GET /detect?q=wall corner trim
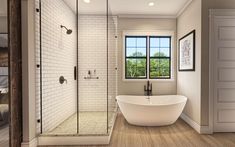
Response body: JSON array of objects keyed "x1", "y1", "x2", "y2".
[
  {"x1": 21, "y1": 137, "x2": 38, "y2": 147},
  {"x1": 176, "y1": 0, "x2": 193, "y2": 18},
  {"x1": 200, "y1": 126, "x2": 213, "y2": 134},
  {"x1": 118, "y1": 14, "x2": 177, "y2": 19},
  {"x1": 180, "y1": 113, "x2": 212, "y2": 134}
]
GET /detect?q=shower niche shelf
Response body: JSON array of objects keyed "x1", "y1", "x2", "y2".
[{"x1": 84, "y1": 76, "x2": 99, "y2": 80}]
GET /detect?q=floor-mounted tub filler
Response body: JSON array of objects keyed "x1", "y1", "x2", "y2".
[{"x1": 117, "y1": 95, "x2": 187, "y2": 126}]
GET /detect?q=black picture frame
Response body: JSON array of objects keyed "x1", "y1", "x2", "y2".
[{"x1": 178, "y1": 30, "x2": 195, "y2": 71}]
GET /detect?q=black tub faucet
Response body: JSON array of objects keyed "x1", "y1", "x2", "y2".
[{"x1": 144, "y1": 80, "x2": 152, "y2": 96}]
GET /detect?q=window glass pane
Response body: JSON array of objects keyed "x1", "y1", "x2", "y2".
[
  {"x1": 126, "y1": 48, "x2": 146, "y2": 57},
  {"x1": 150, "y1": 58, "x2": 170, "y2": 79},
  {"x1": 126, "y1": 37, "x2": 136, "y2": 47},
  {"x1": 126, "y1": 58, "x2": 146, "y2": 78},
  {"x1": 151, "y1": 48, "x2": 169, "y2": 57},
  {"x1": 159, "y1": 48, "x2": 170, "y2": 57},
  {"x1": 150, "y1": 38, "x2": 160, "y2": 47},
  {"x1": 150, "y1": 37, "x2": 171, "y2": 57},
  {"x1": 150, "y1": 47, "x2": 159, "y2": 57},
  {"x1": 126, "y1": 48, "x2": 136, "y2": 57},
  {"x1": 136, "y1": 48, "x2": 146, "y2": 57},
  {"x1": 137, "y1": 38, "x2": 147, "y2": 47},
  {"x1": 160, "y1": 38, "x2": 170, "y2": 47},
  {"x1": 126, "y1": 37, "x2": 146, "y2": 57}
]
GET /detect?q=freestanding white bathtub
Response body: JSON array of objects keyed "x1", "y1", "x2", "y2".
[{"x1": 116, "y1": 95, "x2": 187, "y2": 126}]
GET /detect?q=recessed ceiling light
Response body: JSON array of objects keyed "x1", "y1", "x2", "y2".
[
  {"x1": 84, "y1": 0, "x2": 90, "y2": 3},
  {"x1": 148, "y1": 2, "x2": 155, "y2": 6}
]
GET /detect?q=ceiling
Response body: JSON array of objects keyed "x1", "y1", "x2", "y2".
[{"x1": 64, "y1": 0, "x2": 192, "y2": 17}]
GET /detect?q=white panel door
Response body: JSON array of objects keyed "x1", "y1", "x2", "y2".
[{"x1": 211, "y1": 14, "x2": 235, "y2": 132}]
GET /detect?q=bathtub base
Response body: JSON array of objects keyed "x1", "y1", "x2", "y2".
[{"x1": 126, "y1": 119, "x2": 177, "y2": 127}]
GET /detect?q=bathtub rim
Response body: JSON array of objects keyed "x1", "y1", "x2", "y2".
[{"x1": 116, "y1": 95, "x2": 187, "y2": 107}]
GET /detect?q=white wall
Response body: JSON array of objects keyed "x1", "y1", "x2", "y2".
[
  {"x1": 78, "y1": 15, "x2": 117, "y2": 111},
  {"x1": 35, "y1": 0, "x2": 77, "y2": 133},
  {"x1": 118, "y1": 18, "x2": 177, "y2": 95},
  {"x1": 0, "y1": 0, "x2": 7, "y2": 33},
  {"x1": 177, "y1": 0, "x2": 202, "y2": 125},
  {"x1": 0, "y1": 17, "x2": 7, "y2": 33},
  {"x1": 0, "y1": 0, "x2": 7, "y2": 16}
]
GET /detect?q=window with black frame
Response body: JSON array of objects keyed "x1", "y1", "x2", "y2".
[
  {"x1": 125, "y1": 36, "x2": 171, "y2": 80},
  {"x1": 149, "y1": 36, "x2": 171, "y2": 79},
  {"x1": 125, "y1": 36, "x2": 147, "y2": 79}
]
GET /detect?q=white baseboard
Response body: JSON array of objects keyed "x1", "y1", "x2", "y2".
[
  {"x1": 180, "y1": 113, "x2": 201, "y2": 133},
  {"x1": 21, "y1": 138, "x2": 38, "y2": 147},
  {"x1": 180, "y1": 113, "x2": 212, "y2": 134},
  {"x1": 38, "y1": 135, "x2": 110, "y2": 146}
]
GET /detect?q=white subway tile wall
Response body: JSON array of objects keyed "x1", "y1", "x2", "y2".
[
  {"x1": 35, "y1": 0, "x2": 77, "y2": 134},
  {"x1": 78, "y1": 15, "x2": 117, "y2": 112}
]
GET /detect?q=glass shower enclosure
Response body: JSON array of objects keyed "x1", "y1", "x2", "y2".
[{"x1": 35, "y1": 0, "x2": 117, "y2": 137}]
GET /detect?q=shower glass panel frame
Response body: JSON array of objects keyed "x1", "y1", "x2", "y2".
[
  {"x1": 107, "y1": 3, "x2": 118, "y2": 134},
  {"x1": 37, "y1": 0, "x2": 117, "y2": 136}
]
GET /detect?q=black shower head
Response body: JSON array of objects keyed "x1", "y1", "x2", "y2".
[
  {"x1": 60, "y1": 25, "x2": 73, "y2": 35},
  {"x1": 66, "y1": 29, "x2": 73, "y2": 34}
]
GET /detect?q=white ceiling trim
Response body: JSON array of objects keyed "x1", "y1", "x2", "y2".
[
  {"x1": 118, "y1": 14, "x2": 177, "y2": 19},
  {"x1": 176, "y1": 0, "x2": 193, "y2": 17}
]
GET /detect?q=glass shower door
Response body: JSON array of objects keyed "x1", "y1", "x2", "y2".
[
  {"x1": 78, "y1": 0, "x2": 109, "y2": 135},
  {"x1": 37, "y1": 0, "x2": 78, "y2": 135},
  {"x1": 107, "y1": 6, "x2": 118, "y2": 134}
]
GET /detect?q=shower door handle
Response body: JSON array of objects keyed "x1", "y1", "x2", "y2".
[{"x1": 74, "y1": 66, "x2": 77, "y2": 80}]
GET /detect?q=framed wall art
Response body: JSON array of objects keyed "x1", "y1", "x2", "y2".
[{"x1": 179, "y1": 30, "x2": 195, "y2": 71}]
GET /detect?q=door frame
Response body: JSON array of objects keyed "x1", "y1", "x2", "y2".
[
  {"x1": 209, "y1": 9, "x2": 235, "y2": 133},
  {"x1": 8, "y1": 0, "x2": 23, "y2": 146}
]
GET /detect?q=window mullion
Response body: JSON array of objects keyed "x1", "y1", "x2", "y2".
[{"x1": 147, "y1": 36, "x2": 150, "y2": 80}]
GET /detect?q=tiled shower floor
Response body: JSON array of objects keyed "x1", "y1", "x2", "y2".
[{"x1": 44, "y1": 111, "x2": 115, "y2": 136}]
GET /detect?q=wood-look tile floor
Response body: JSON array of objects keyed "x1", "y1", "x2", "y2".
[{"x1": 40, "y1": 113, "x2": 235, "y2": 147}]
